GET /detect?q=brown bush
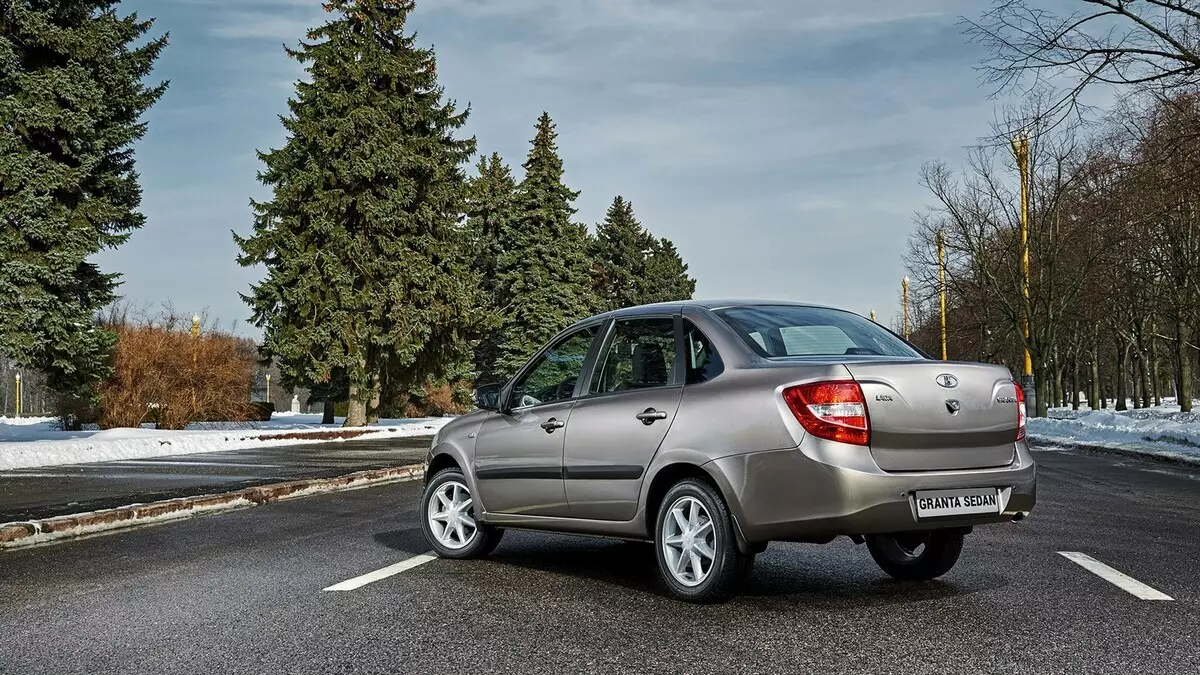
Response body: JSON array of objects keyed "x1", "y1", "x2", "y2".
[
  {"x1": 397, "y1": 380, "x2": 472, "y2": 418},
  {"x1": 97, "y1": 308, "x2": 256, "y2": 429}
]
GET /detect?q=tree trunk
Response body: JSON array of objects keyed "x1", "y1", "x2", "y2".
[
  {"x1": 1138, "y1": 351, "x2": 1151, "y2": 409},
  {"x1": 367, "y1": 371, "x2": 381, "y2": 424},
  {"x1": 1090, "y1": 338, "x2": 1102, "y2": 410},
  {"x1": 1054, "y1": 365, "x2": 1065, "y2": 408},
  {"x1": 1071, "y1": 357, "x2": 1081, "y2": 411},
  {"x1": 1035, "y1": 362, "x2": 1049, "y2": 417},
  {"x1": 1178, "y1": 318, "x2": 1193, "y2": 413},
  {"x1": 1115, "y1": 344, "x2": 1129, "y2": 412},
  {"x1": 1099, "y1": 360, "x2": 1108, "y2": 410},
  {"x1": 346, "y1": 388, "x2": 367, "y2": 428},
  {"x1": 322, "y1": 399, "x2": 335, "y2": 425},
  {"x1": 1131, "y1": 356, "x2": 1143, "y2": 409},
  {"x1": 1053, "y1": 344, "x2": 1066, "y2": 407},
  {"x1": 1150, "y1": 328, "x2": 1162, "y2": 406}
]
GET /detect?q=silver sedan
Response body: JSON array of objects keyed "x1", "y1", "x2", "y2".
[{"x1": 420, "y1": 299, "x2": 1037, "y2": 603}]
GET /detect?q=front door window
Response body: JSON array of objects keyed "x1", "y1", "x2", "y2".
[{"x1": 510, "y1": 326, "x2": 599, "y2": 409}]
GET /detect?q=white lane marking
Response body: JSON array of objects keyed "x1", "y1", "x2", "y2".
[
  {"x1": 322, "y1": 553, "x2": 438, "y2": 592},
  {"x1": 1058, "y1": 552, "x2": 1174, "y2": 600}
]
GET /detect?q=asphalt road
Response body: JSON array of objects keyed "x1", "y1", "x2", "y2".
[
  {"x1": 2, "y1": 447, "x2": 1198, "y2": 675},
  {"x1": 0, "y1": 436, "x2": 433, "y2": 522}
]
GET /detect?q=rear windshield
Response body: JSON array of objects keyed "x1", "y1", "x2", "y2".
[{"x1": 713, "y1": 305, "x2": 924, "y2": 359}]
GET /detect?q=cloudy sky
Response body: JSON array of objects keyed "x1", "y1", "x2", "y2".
[{"x1": 105, "y1": 0, "x2": 1019, "y2": 337}]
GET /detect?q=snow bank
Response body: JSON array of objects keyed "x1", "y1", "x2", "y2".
[
  {"x1": 1029, "y1": 399, "x2": 1200, "y2": 464},
  {"x1": 0, "y1": 416, "x2": 57, "y2": 427},
  {"x1": 0, "y1": 414, "x2": 454, "y2": 471}
]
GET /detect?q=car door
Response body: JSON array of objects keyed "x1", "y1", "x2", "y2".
[
  {"x1": 472, "y1": 323, "x2": 602, "y2": 518},
  {"x1": 562, "y1": 313, "x2": 684, "y2": 521}
]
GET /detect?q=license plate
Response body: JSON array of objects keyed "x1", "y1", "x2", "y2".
[{"x1": 914, "y1": 487, "x2": 1000, "y2": 519}]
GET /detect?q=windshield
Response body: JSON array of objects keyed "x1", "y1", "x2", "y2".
[{"x1": 713, "y1": 305, "x2": 925, "y2": 359}]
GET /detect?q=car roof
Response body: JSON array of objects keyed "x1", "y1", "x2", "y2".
[{"x1": 564, "y1": 298, "x2": 848, "y2": 329}]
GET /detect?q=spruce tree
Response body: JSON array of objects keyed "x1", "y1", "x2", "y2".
[
  {"x1": 0, "y1": 1, "x2": 167, "y2": 418},
  {"x1": 591, "y1": 195, "x2": 654, "y2": 311},
  {"x1": 642, "y1": 237, "x2": 697, "y2": 304},
  {"x1": 234, "y1": 0, "x2": 479, "y2": 427},
  {"x1": 465, "y1": 152, "x2": 516, "y2": 385},
  {"x1": 494, "y1": 113, "x2": 597, "y2": 376}
]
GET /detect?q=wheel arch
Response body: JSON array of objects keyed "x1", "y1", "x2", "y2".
[
  {"x1": 641, "y1": 457, "x2": 759, "y2": 554},
  {"x1": 425, "y1": 451, "x2": 462, "y2": 483}
]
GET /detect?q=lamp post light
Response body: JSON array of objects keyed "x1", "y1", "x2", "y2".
[
  {"x1": 266, "y1": 373, "x2": 271, "y2": 403},
  {"x1": 937, "y1": 231, "x2": 947, "y2": 361},
  {"x1": 14, "y1": 372, "x2": 20, "y2": 418},
  {"x1": 1010, "y1": 133, "x2": 1037, "y2": 416}
]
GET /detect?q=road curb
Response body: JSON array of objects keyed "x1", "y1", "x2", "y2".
[
  {"x1": 1030, "y1": 438, "x2": 1200, "y2": 468},
  {"x1": 0, "y1": 463, "x2": 426, "y2": 551}
]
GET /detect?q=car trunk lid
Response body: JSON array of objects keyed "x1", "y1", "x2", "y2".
[{"x1": 843, "y1": 360, "x2": 1020, "y2": 472}]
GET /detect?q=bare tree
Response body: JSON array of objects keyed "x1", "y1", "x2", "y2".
[
  {"x1": 965, "y1": 0, "x2": 1200, "y2": 126},
  {"x1": 905, "y1": 86, "x2": 1200, "y2": 413},
  {"x1": 906, "y1": 106, "x2": 1116, "y2": 415},
  {"x1": 1129, "y1": 92, "x2": 1200, "y2": 410}
]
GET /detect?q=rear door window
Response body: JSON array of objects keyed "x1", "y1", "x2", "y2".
[
  {"x1": 684, "y1": 319, "x2": 724, "y2": 384},
  {"x1": 589, "y1": 317, "x2": 678, "y2": 394}
]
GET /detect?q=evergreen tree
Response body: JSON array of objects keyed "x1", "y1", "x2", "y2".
[
  {"x1": 591, "y1": 195, "x2": 654, "y2": 311},
  {"x1": 465, "y1": 152, "x2": 516, "y2": 385},
  {"x1": 234, "y1": 0, "x2": 480, "y2": 427},
  {"x1": 0, "y1": 1, "x2": 167, "y2": 419},
  {"x1": 494, "y1": 112, "x2": 597, "y2": 377},
  {"x1": 642, "y1": 237, "x2": 697, "y2": 304}
]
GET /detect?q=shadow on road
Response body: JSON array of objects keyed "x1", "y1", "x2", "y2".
[
  {"x1": 372, "y1": 527, "x2": 430, "y2": 555},
  {"x1": 388, "y1": 529, "x2": 1010, "y2": 605}
]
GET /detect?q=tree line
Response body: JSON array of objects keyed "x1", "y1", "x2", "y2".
[
  {"x1": 0, "y1": 0, "x2": 695, "y2": 428},
  {"x1": 233, "y1": 1, "x2": 696, "y2": 426},
  {"x1": 899, "y1": 0, "x2": 1200, "y2": 415}
]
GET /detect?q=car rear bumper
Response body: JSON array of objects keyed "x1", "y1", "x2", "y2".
[{"x1": 705, "y1": 439, "x2": 1036, "y2": 543}]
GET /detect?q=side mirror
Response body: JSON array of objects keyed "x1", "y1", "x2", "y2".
[{"x1": 474, "y1": 382, "x2": 503, "y2": 412}]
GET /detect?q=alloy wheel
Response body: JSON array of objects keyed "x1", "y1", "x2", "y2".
[
  {"x1": 661, "y1": 495, "x2": 716, "y2": 587},
  {"x1": 426, "y1": 480, "x2": 478, "y2": 550}
]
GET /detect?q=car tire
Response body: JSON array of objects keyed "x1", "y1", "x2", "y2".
[
  {"x1": 421, "y1": 468, "x2": 503, "y2": 559},
  {"x1": 653, "y1": 478, "x2": 754, "y2": 604},
  {"x1": 865, "y1": 530, "x2": 964, "y2": 581}
]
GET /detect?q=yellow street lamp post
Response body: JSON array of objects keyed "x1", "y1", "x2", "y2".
[
  {"x1": 902, "y1": 276, "x2": 910, "y2": 340},
  {"x1": 266, "y1": 373, "x2": 271, "y2": 403},
  {"x1": 937, "y1": 231, "x2": 947, "y2": 361},
  {"x1": 14, "y1": 372, "x2": 21, "y2": 418},
  {"x1": 1010, "y1": 133, "x2": 1037, "y2": 416},
  {"x1": 870, "y1": 310, "x2": 876, "y2": 323}
]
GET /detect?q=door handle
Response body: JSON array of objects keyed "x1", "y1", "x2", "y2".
[
  {"x1": 636, "y1": 408, "x2": 668, "y2": 425},
  {"x1": 540, "y1": 418, "x2": 565, "y2": 433}
]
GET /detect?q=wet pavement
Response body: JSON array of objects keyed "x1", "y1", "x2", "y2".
[
  {"x1": 0, "y1": 436, "x2": 433, "y2": 522},
  {"x1": 3, "y1": 448, "x2": 1198, "y2": 674}
]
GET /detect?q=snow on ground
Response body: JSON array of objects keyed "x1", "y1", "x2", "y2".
[
  {"x1": 1029, "y1": 398, "x2": 1200, "y2": 464},
  {"x1": 0, "y1": 413, "x2": 455, "y2": 471},
  {"x1": 9, "y1": 397, "x2": 1200, "y2": 471}
]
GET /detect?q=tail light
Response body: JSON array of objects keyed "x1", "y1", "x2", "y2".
[
  {"x1": 782, "y1": 380, "x2": 870, "y2": 446},
  {"x1": 1013, "y1": 381, "x2": 1027, "y2": 441}
]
